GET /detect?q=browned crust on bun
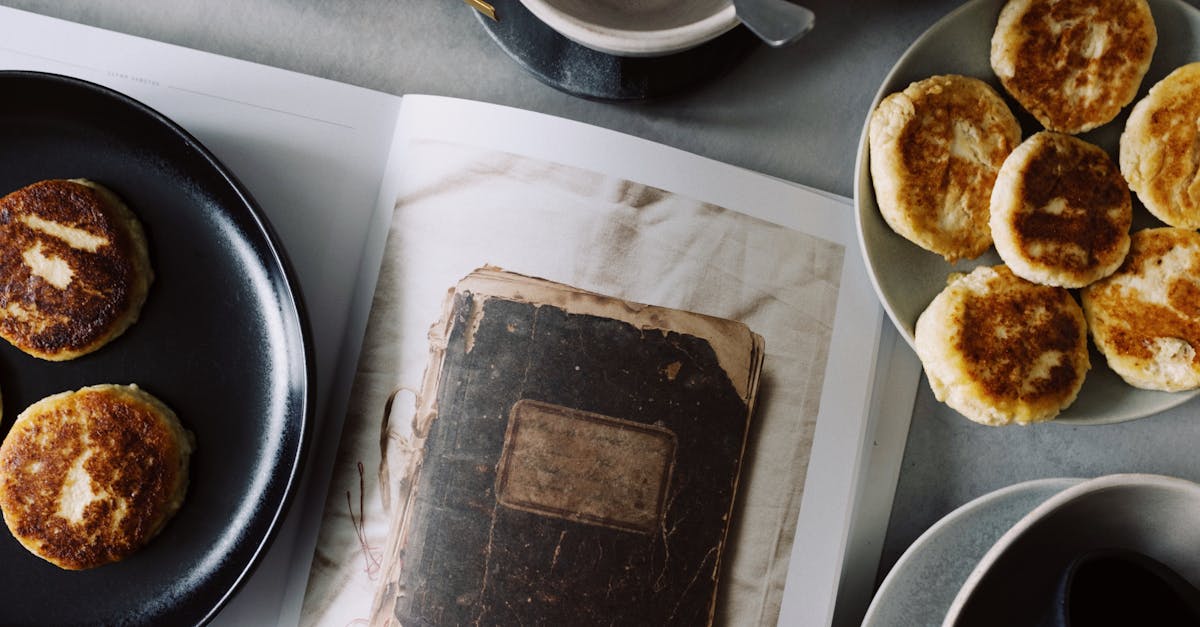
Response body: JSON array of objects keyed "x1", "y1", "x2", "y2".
[
  {"x1": 915, "y1": 265, "x2": 1090, "y2": 425},
  {"x1": 1120, "y1": 62, "x2": 1200, "y2": 229},
  {"x1": 0, "y1": 179, "x2": 152, "y2": 360},
  {"x1": 990, "y1": 132, "x2": 1132, "y2": 288},
  {"x1": 991, "y1": 0, "x2": 1157, "y2": 134},
  {"x1": 869, "y1": 74, "x2": 1021, "y2": 262},
  {"x1": 0, "y1": 384, "x2": 192, "y2": 570},
  {"x1": 1082, "y1": 228, "x2": 1200, "y2": 391}
]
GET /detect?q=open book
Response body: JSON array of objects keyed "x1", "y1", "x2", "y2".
[{"x1": 0, "y1": 6, "x2": 920, "y2": 626}]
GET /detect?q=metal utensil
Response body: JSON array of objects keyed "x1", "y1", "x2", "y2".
[{"x1": 731, "y1": 0, "x2": 815, "y2": 47}]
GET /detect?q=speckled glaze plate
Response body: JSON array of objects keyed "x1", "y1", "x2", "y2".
[
  {"x1": 863, "y1": 478, "x2": 1083, "y2": 627},
  {"x1": 853, "y1": 0, "x2": 1200, "y2": 425},
  {"x1": 0, "y1": 71, "x2": 312, "y2": 625}
]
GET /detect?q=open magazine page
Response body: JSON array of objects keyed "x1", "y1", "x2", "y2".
[{"x1": 302, "y1": 96, "x2": 889, "y2": 626}]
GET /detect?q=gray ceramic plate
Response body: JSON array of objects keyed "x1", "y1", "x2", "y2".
[
  {"x1": 943, "y1": 474, "x2": 1200, "y2": 626},
  {"x1": 862, "y1": 478, "x2": 1082, "y2": 627},
  {"x1": 854, "y1": 0, "x2": 1200, "y2": 424}
]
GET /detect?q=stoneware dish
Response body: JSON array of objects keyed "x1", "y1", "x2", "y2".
[
  {"x1": 853, "y1": 0, "x2": 1200, "y2": 424},
  {"x1": 518, "y1": 0, "x2": 738, "y2": 57},
  {"x1": 862, "y1": 478, "x2": 1083, "y2": 627},
  {"x1": 942, "y1": 474, "x2": 1200, "y2": 626}
]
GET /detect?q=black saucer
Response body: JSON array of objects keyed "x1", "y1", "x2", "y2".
[{"x1": 474, "y1": 0, "x2": 760, "y2": 101}]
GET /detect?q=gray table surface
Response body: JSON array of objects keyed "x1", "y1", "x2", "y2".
[{"x1": 5, "y1": 1, "x2": 1199, "y2": 625}]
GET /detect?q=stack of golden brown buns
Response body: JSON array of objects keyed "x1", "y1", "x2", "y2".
[{"x1": 870, "y1": 0, "x2": 1200, "y2": 426}]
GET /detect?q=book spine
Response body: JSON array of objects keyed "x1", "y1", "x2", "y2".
[{"x1": 369, "y1": 286, "x2": 457, "y2": 627}]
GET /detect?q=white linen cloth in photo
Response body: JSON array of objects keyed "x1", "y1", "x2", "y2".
[{"x1": 301, "y1": 137, "x2": 845, "y2": 626}]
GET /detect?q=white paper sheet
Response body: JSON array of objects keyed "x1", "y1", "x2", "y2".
[{"x1": 300, "y1": 95, "x2": 898, "y2": 627}]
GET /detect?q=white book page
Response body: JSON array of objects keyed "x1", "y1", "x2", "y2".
[
  {"x1": 312, "y1": 94, "x2": 889, "y2": 627},
  {"x1": 406, "y1": 97, "x2": 881, "y2": 627}
]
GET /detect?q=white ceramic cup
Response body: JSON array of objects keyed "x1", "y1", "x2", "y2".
[
  {"x1": 942, "y1": 474, "x2": 1200, "y2": 626},
  {"x1": 519, "y1": 0, "x2": 739, "y2": 57}
]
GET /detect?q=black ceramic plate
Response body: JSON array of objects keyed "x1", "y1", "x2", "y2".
[{"x1": 0, "y1": 71, "x2": 312, "y2": 625}]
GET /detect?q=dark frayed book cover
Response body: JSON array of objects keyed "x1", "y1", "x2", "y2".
[{"x1": 370, "y1": 267, "x2": 765, "y2": 626}]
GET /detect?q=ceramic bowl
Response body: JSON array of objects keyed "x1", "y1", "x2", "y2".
[
  {"x1": 943, "y1": 474, "x2": 1200, "y2": 626},
  {"x1": 518, "y1": 0, "x2": 739, "y2": 57}
]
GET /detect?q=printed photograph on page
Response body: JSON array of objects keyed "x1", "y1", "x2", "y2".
[{"x1": 300, "y1": 137, "x2": 845, "y2": 626}]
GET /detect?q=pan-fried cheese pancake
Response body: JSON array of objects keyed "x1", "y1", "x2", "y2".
[
  {"x1": 1082, "y1": 228, "x2": 1200, "y2": 391},
  {"x1": 869, "y1": 74, "x2": 1021, "y2": 262},
  {"x1": 915, "y1": 265, "x2": 1090, "y2": 425},
  {"x1": 0, "y1": 179, "x2": 152, "y2": 360},
  {"x1": 991, "y1": 0, "x2": 1157, "y2": 134},
  {"x1": 0, "y1": 384, "x2": 192, "y2": 570},
  {"x1": 990, "y1": 132, "x2": 1131, "y2": 288},
  {"x1": 1120, "y1": 62, "x2": 1200, "y2": 229}
]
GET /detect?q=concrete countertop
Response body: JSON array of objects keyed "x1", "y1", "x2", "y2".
[{"x1": 5, "y1": 1, "x2": 1198, "y2": 625}]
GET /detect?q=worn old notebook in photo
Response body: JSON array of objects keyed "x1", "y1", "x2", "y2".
[{"x1": 372, "y1": 267, "x2": 764, "y2": 625}]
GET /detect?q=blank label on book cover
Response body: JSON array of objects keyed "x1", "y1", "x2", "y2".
[{"x1": 495, "y1": 399, "x2": 677, "y2": 534}]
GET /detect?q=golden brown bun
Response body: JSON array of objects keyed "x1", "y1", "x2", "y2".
[
  {"x1": 0, "y1": 384, "x2": 192, "y2": 570},
  {"x1": 1120, "y1": 62, "x2": 1200, "y2": 229},
  {"x1": 990, "y1": 132, "x2": 1131, "y2": 288},
  {"x1": 915, "y1": 265, "x2": 1090, "y2": 425},
  {"x1": 991, "y1": 0, "x2": 1156, "y2": 134},
  {"x1": 0, "y1": 179, "x2": 152, "y2": 361},
  {"x1": 869, "y1": 74, "x2": 1021, "y2": 262},
  {"x1": 1082, "y1": 228, "x2": 1200, "y2": 391}
]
